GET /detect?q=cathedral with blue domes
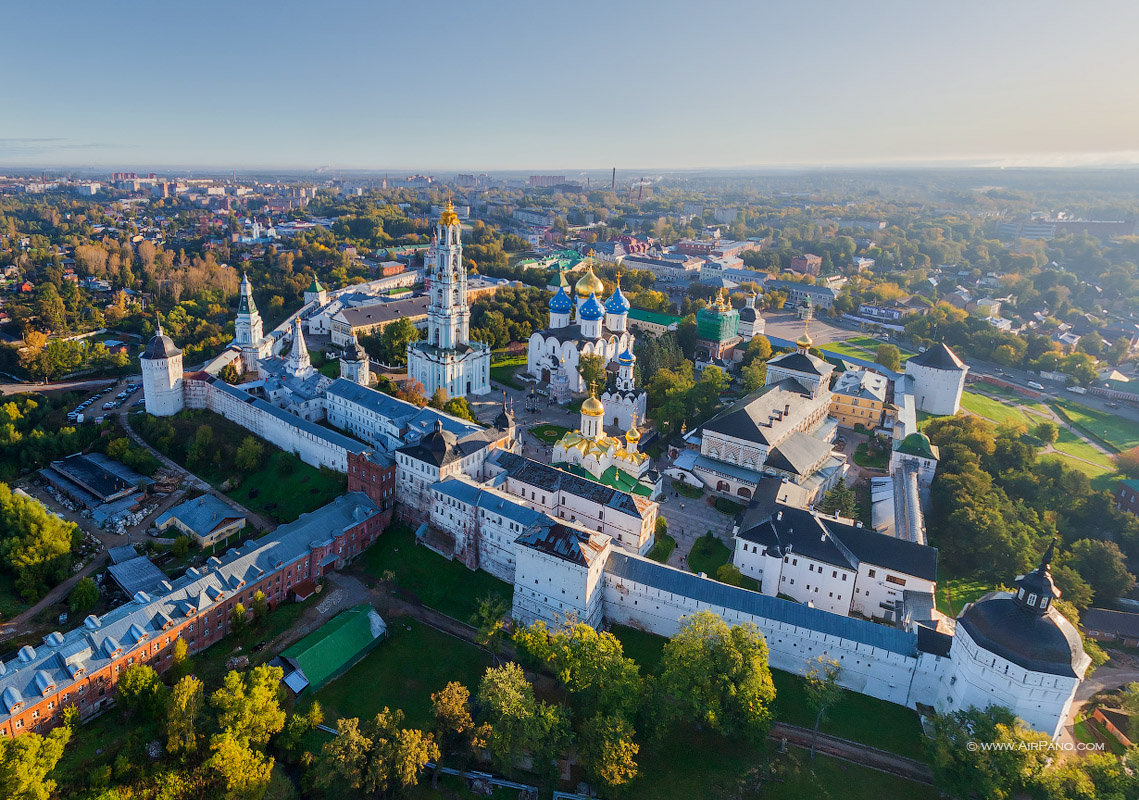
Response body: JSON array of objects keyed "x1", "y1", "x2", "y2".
[{"x1": 527, "y1": 260, "x2": 645, "y2": 430}]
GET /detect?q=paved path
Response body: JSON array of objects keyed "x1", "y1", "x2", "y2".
[
  {"x1": 769, "y1": 722, "x2": 933, "y2": 784},
  {"x1": 0, "y1": 551, "x2": 110, "y2": 644},
  {"x1": 1057, "y1": 660, "x2": 1139, "y2": 753},
  {"x1": 0, "y1": 377, "x2": 120, "y2": 396}
]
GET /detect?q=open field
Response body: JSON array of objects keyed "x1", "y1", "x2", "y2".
[
  {"x1": 357, "y1": 524, "x2": 512, "y2": 621},
  {"x1": 1052, "y1": 427, "x2": 1115, "y2": 469},
  {"x1": 312, "y1": 616, "x2": 491, "y2": 729},
  {"x1": 489, "y1": 355, "x2": 527, "y2": 390},
  {"x1": 1052, "y1": 399, "x2": 1139, "y2": 452},
  {"x1": 229, "y1": 450, "x2": 347, "y2": 524},
  {"x1": 960, "y1": 390, "x2": 1036, "y2": 427}
]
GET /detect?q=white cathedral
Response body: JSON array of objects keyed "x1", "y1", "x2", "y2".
[
  {"x1": 526, "y1": 260, "x2": 646, "y2": 431},
  {"x1": 406, "y1": 201, "x2": 491, "y2": 399}
]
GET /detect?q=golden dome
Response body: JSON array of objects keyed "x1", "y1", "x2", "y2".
[
  {"x1": 439, "y1": 198, "x2": 459, "y2": 227},
  {"x1": 625, "y1": 427, "x2": 641, "y2": 443},
  {"x1": 796, "y1": 323, "x2": 813, "y2": 350},
  {"x1": 581, "y1": 394, "x2": 605, "y2": 417},
  {"x1": 575, "y1": 261, "x2": 605, "y2": 298}
]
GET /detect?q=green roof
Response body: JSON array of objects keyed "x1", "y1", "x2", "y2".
[
  {"x1": 628, "y1": 308, "x2": 682, "y2": 327},
  {"x1": 554, "y1": 463, "x2": 653, "y2": 497},
  {"x1": 896, "y1": 432, "x2": 938, "y2": 460},
  {"x1": 307, "y1": 276, "x2": 324, "y2": 293},
  {"x1": 280, "y1": 604, "x2": 387, "y2": 693},
  {"x1": 1119, "y1": 478, "x2": 1139, "y2": 492}
]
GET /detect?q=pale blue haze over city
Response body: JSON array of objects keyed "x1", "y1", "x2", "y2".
[{"x1": 4, "y1": 0, "x2": 1138, "y2": 170}]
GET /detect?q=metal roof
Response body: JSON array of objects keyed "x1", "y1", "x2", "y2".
[
  {"x1": 605, "y1": 551, "x2": 919, "y2": 656},
  {"x1": 155, "y1": 495, "x2": 245, "y2": 538}
]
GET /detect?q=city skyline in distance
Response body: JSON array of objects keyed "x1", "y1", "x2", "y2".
[{"x1": 4, "y1": 0, "x2": 1138, "y2": 171}]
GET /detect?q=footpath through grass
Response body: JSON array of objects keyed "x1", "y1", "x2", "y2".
[
  {"x1": 357, "y1": 524, "x2": 512, "y2": 621},
  {"x1": 1053, "y1": 398, "x2": 1139, "y2": 452}
]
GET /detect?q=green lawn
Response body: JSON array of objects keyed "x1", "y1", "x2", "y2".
[
  {"x1": 317, "y1": 360, "x2": 341, "y2": 379},
  {"x1": 960, "y1": 390, "x2": 1033, "y2": 427},
  {"x1": 647, "y1": 531, "x2": 677, "y2": 563},
  {"x1": 635, "y1": 730, "x2": 935, "y2": 800},
  {"x1": 1039, "y1": 453, "x2": 1113, "y2": 484},
  {"x1": 489, "y1": 356, "x2": 527, "y2": 390},
  {"x1": 673, "y1": 480, "x2": 705, "y2": 498},
  {"x1": 312, "y1": 617, "x2": 492, "y2": 730},
  {"x1": 935, "y1": 577, "x2": 990, "y2": 617},
  {"x1": 1053, "y1": 399, "x2": 1139, "y2": 452},
  {"x1": 228, "y1": 450, "x2": 347, "y2": 524},
  {"x1": 852, "y1": 442, "x2": 890, "y2": 469},
  {"x1": 529, "y1": 424, "x2": 570, "y2": 444},
  {"x1": 1052, "y1": 427, "x2": 1116, "y2": 469},
  {"x1": 357, "y1": 524, "x2": 512, "y2": 621},
  {"x1": 688, "y1": 532, "x2": 732, "y2": 577}
]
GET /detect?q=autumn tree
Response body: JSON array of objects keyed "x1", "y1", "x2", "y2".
[
  {"x1": 579, "y1": 713, "x2": 639, "y2": 792},
  {"x1": 431, "y1": 682, "x2": 477, "y2": 784},
  {"x1": 219, "y1": 362, "x2": 240, "y2": 384},
  {"x1": 166, "y1": 675, "x2": 205, "y2": 761},
  {"x1": 471, "y1": 594, "x2": 509, "y2": 665},
  {"x1": 205, "y1": 731, "x2": 274, "y2": 800},
  {"x1": 0, "y1": 726, "x2": 71, "y2": 800},
  {"x1": 210, "y1": 665, "x2": 286, "y2": 747},
  {"x1": 875, "y1": 343, "x2": 901, "y2": 372},
  {"x1": 315, "y1": 709, "x2": 438, "y2": 797},
  {"x1": 477, "y1": 663, "x2": 570, "y2": 779}
]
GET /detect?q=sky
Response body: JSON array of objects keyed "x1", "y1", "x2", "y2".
[{"x1": 4, "y1": 0, "x2": 1139, "y2": 172}]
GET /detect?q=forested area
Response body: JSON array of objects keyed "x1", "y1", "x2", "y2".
[{"x1": 0, "y1": 481, "x2": 81, "y2": 602}]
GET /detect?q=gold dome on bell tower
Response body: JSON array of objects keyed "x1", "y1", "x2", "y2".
[{"x1": 439, "y1": 197, "x2": 459, "y2": 227}]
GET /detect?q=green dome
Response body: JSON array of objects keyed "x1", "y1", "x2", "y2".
[{"x1": 897, "y1": 432, "x2": 937, "y2": 460}]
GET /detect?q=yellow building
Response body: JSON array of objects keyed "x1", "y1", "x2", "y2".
[{"x1": 830, "y1": 367, "x2": 888, "y2": 431}]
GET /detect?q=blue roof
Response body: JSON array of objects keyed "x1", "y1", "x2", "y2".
[
  {"x1": 155, "y1": 495, "x2": 245, "y2": 537},
  {"x1": 578, "y1": 293, "x2": 604, "y2": 321},
  {"x1": 617, "y1": 348, "x2": 636, "y2": 366},
  {"x1": 325, "y1": 378, "x2": 479, "y2": 441},
  {"x1": 605, "y1": 551, "x2": 919, "y2": 657},
  {"x1": 210, "y1": 379, "x2": 366, "y2": 454},
  {"x1": 432, "y1": 478, "x2": 549, "y2": 528},
  {"x1": 604, "y1": 286, "x2": 630, "y2": 314},
  {"x1": 548, "y1": 287, "x2": 573, "y2": 313}
]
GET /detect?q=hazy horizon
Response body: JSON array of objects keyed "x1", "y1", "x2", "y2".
[{"x1": 5, "y1": 0, "x2": 1138, "y2": 172}]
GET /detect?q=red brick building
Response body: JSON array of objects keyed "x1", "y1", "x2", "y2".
[
  {"x1": 0, "y1": 493, "x2": 382, "y2": 738},
  {"x1": 1116, "y1": 479, "x2": 1139, "y2": 517},
  {"x1": 791, "y1": 254, "x2": 822, "y2": 276},
  {"x1": 348, "y1": 450, "x2": 396, "y2": 529}
]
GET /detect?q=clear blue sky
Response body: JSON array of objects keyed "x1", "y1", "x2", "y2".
[{"x1": 4, "y1": 0, "x2": 1138, "y2": 171}]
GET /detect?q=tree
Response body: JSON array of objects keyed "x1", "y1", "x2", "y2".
[
  {"x1": 166, "y1": 675, "x2": 205, "y2": 761},
  {"x1": 219, "y1": 362, "x2": 240, "y2": 384},
  {"x1": 210, "y1": 665, "x2": 286, "y2": 747},
  {"x1": 0, "y1": 482, "x2": 79, "y2": 601},
  {"x1": 69, "y1": 576, "x2": 99, "y2": 614},
  {"x1": 443, "y1": 397, "x2": 478, "y2": 423},
  {"x1": 657, "y1": 610, "x2": 775, "y2": 739},
  {"x1": 477, "y1": 663, "x2": 568, "y2": 775},
  {"x1": 803, "y1": 657, "x2": 843, "y2": 758},
  {"x1": 471, "y1": 594, "x2": 509, "y2": 665},
  {"x1": 740, "y1": 362, "x2": 767, "y2": 392},
  {"x1": 277, "y1": 702, "x2": 323, "y2": 759},
  {"x1": 539, "y1": 621, "x2": 643, "y2": 721},
  {"x1": 579, "y1": 713, "x2": 639, "y2": 792},
  {"x1": 875, "y1": 343, "x2": 901, "y2": 372},
  {"x1": 927, "y1": 706, "x2": 1052, "y2": 800},
  {"x1": 1065, "y1": 539, "x2": 1136, "y2": 604},
  {"x1": 715, "y1": 563, "x2": 747, "y2": 587},
  {"x1": 1033, "y1": 421, "x2": 1059, "y2": 444},
  {"x1": 251, "y1": 590, "x2": 268, "y2": 620},
  {"x1": 1114, "y1": 445, "x2": 1139, "y2": 478},
  {"x1": 431, "y1": 682, "x2": 475, "y2": 785},
  {"x1": 741, "y1": 335, "x2": 772, "y2": 366},
  {"x1": 377, "y1": 317, "x2": 422, "y2": 366},
  {"x1": 234, "y1": 437, "x2": 263, "y2": 474},
  {"x1": 230, "y1": 603, "x2": 249, "y2": 635},
  {"x1": 205, "y1": 732, "x2": 274, "y2": 800},
  {"x1": 428, "y1": 387, "x2": 449, "y2": 409},
  {"x1": 314, "y1": 717, "x2": 372, "y2": 795},
  {"x1": 577, "y1": 353, "x2": 607, "y2": 394},
  {"x1": 168, "y1": 637, "x2": 190, "y2": 682},
  {"x1": 116, "y1": 663, "x2": 167, "y2": 721},
  {"x1": 820, "y1": 478, "x2": 859, "y2": 519},
  {"x1": 315, "y1": 709, "x2": 438, "y2": 798},
  {"x1": 0, "y1": 726, "x2": 71, "y2": 800}
]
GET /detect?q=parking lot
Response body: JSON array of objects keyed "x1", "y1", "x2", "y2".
[{"x1": 66, "y1": 381, "x2": 144, "y2": 424}]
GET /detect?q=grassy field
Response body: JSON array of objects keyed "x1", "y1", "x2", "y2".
[
  {"x1": 935, "y1": 577, "x2": 991, "y2": 617},
  {"x1": 228, "y1": 450, "x2": 347, "y2": 524},
  {"x1": 1052, "y1": 427, "x2": 1115, "y2": 469},
  {"x1": 635, "y1": 731, "x2": 936, "y2": 800},
  {"x1": 960, "y1": 390, "x2": 1035, "y2": 427},
  {"x1": 688, "y1": 532, "x2": 732, "y2": 577},
  {"x1": 610, "y1": 625, "x2": 928, "y2": 760},
  {"x1": 648, "y1": 531, "x2": 677, "y2": 563},
  {"x1": 489, "y1": 355, "x2": 527, "y2": 390},
  {"x1": 312, "y1": 617, "x2": 491, "y2": 729},
  {"x1": 853, "y1": 442, "x2": 889, "y2": 469},
  {"x1": 529, "y1": 424, "x2": 570, "y2": 444},
  {"x1": 357, "y1": 524, "x2": 512, "y2": 621},
  {"x1": 1053, "y1": 399, "x2": 1139, "y2": 452},
  {"x1": 1039, "y1": 453, "x2": 1114, "y2": 485}
]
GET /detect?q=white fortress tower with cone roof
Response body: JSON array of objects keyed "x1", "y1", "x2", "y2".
[{"x1": 140, "y1": 318, "x2": 184, "y2": 417}]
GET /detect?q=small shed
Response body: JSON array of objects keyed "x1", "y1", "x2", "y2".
[{"x1": 272, "y1": 605, "x2": 387, "y2": 695}]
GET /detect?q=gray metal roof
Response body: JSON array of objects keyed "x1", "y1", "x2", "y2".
[
  {"x1": 432, "y1": 477, "x2": 549, "y2": 529},
  {"x1": 155, "y1": 495, "x2": 245, "y2": 538},
  {"x1": 107, "y1": 557, "x2": 168, "y2": 596},
  {"x1": 0, "y1": 493, "x2": 379, "y2": 722},
  {"x1": 605, "y1": 551, "x2": 918, "y2": 656}
]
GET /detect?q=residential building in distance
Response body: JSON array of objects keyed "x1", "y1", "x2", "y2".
[
  {"x1": 764, "y1": 279, "x2": 836, "y2": 310},
  {"x1": 154, "y1": 495, "x2": 247, "y2": 547},
  {"x1": 528, "y1": 175, "x2": 566, "y2": 187},
  {"x1": 830, "y1": 367, "x2": 888, "y2": 430},
  {"x1": 790, "y1": 254, "x2": 822, "y2": 276}
]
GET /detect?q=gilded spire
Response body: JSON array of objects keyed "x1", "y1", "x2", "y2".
[
  {"x1": 439, "y1": 194, "x2": 459, "y2": 227},
  {"x1": 796, "y1": 316, "x2": 813, "y2": 351}
]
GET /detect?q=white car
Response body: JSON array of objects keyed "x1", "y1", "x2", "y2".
[{"x1": 1027, "y1": 381, "x2": 1045, "y2": 390}]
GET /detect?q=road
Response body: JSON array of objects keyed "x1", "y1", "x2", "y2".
[
  {"x1": 1057, "y1": 659, "x2": 1139, "y2": 754},
  {"x1": 0, "y1": 376, "x2": 120, "y2": 396}
]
